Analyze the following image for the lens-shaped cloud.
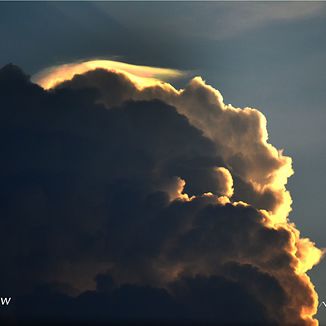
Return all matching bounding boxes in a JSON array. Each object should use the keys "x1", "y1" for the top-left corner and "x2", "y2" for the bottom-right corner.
[{"x1": 32, "y1": 59, "x2": 185, "y2": 90}]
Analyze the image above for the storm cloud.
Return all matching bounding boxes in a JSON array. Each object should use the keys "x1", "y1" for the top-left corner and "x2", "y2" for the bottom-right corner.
[{"x1": 0, "y1": 62, "x2": 322, "y2": 325}]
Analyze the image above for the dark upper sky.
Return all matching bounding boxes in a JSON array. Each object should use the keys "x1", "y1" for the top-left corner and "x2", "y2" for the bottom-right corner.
[{"x1": 1, "y1": 1, "x2": 326, "y2": 323}]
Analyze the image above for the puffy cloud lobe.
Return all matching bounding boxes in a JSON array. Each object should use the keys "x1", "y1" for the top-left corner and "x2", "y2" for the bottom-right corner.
[
  {"x1": 52, "y1": 64, "x2": 293, "y2": 221},
  {"x1": 215, "y1": 167, "x2": 234, "y2": 198},
  {"x1": 0, "y1": 63, "x2": 322, "y2": 325}
]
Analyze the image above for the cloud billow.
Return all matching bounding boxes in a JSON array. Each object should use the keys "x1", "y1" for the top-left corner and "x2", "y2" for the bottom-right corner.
[{"x1": 0, "y1": 62, "x2": 322, "y2": 325}]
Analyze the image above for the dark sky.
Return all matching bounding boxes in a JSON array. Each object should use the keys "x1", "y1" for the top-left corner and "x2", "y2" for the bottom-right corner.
[{"x1": 1, "y1": 1, "x2": 326, "y2": 324}]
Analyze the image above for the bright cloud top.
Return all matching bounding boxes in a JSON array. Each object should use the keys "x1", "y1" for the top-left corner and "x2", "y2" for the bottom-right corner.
[{"x1": 32, "y1": 59, "x2": 185, "y2": 90}]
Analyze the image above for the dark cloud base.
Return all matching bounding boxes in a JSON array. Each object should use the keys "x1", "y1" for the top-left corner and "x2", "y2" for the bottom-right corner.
[{"x1": 0, "y1": 276, "x2": 269, "y2": 325}]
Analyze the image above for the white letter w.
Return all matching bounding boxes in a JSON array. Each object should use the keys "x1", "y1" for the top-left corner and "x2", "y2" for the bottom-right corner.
[{"x1": 1, "y1": 297, "x2": 11, "y2": 305}]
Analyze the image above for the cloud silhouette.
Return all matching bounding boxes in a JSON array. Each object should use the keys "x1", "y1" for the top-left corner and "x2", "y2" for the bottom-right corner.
[{"x1": 0, "y1": 63, "x2": 322, "y2": 325}]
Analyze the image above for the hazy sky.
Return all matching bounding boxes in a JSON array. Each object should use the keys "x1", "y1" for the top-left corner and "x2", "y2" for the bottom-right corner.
[{"x1": 1, "y1": 1, "x2": 326, "y2": 323}]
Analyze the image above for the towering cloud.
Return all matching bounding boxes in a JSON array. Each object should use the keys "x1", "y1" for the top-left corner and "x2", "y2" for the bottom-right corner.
[{"x1": 0, "y1": 61, "x2": 322, "y2": 325}]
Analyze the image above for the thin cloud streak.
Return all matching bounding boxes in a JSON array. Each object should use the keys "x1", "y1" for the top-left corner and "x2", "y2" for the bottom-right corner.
[
  {"x1": 95, "y1": 2, "x2": 326, "y2": 40},
  {"x1": 33, "y1": 59, "x2": 186, "y2": 90}
]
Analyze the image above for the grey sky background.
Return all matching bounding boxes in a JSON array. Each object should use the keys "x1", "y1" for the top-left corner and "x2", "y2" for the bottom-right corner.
[{"x1": 1, "y1": 1, "x2": 326, "y2": 322}]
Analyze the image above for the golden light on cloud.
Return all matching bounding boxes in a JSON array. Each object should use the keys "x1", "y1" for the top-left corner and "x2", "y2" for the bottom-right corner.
[{"x1": 32, "y1": 59, "x2": 185, "y2": 90}]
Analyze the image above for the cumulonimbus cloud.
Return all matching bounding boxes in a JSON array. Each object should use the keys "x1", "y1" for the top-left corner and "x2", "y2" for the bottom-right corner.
[{"x1": 0, "y1": 61, "x2": 322, "y2": 325}]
